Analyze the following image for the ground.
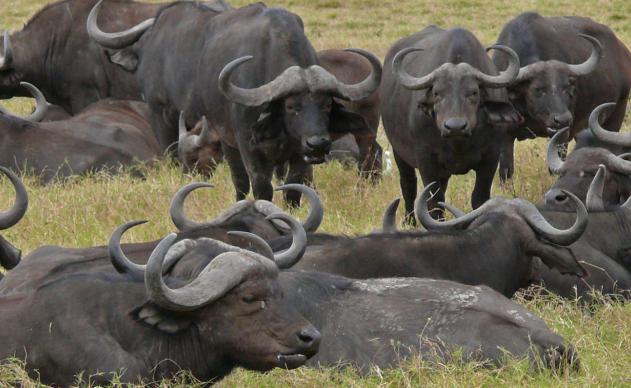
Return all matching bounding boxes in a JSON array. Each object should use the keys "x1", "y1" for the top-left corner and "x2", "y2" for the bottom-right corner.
[{"x1": 0, "y1": 0, "x2": 630, "y2": 386}]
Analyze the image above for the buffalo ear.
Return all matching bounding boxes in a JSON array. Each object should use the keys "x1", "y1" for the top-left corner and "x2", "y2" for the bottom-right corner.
[
  {"x1": 329, "y1": 102, "x2": 369, "y2": 133},
  {"x1": 251, "y1": 102, "x2": 283, "y2": 144},
  {"x1": 526, "y1": 240, "x2": 588, "y2": 278},
  {"x1": 132, "y1": 303, "x2": 191, "y2": 334},
  {"x1": 482, "y1": 87, "x2": 524, "y2": 125},
  {"x1": 106, "y1": 48, "x2": 139, "y2": 72}
]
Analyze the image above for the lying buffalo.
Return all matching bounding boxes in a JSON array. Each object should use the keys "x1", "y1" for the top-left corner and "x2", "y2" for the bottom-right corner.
[
  {"x1": 285, "y1": 184, "x2": 587, "y2": 297},
  {"x1": 381, "y1": 26, "x2": 521, "y2": 222},
  {"x1": 88, "y1": 1, "x2": 381, "y2": 205},
  {"x1": 117, "y1": 213, "x2": 579, "y2": 372},
  {"x1": 493, "y1": 12, "x2": 631, "y2": 181},
  {"x1": 0, "y1": 83, "x2": 160, "y2": 183},
  {"x1": 0, "y1": 167, "x2": 27, "y2": 273},
  {"x1": 545, "y1": 104, "x2": 631, "y2": 210},
  {"x1": 0, "y1": 224, "x2": 320, "y2": 385},
  {"x1": 0, "y1": 0, "x2": 232, "y2": 113}
]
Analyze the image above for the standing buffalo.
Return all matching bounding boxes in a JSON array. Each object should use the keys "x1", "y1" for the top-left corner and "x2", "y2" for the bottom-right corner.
[
  {"x1": 0, "y1": 0, "x2": 232, "y2": 113},
  {"x1": 0, "y1": 168, "x2": 28, "y2": 273},
  {"x1": 381, "y1": 26, "x2": 521, "y2": 221},
  {"x1": 88, "y1": 2, "x2": 381, "y2": 205},
  {"x1": 493, "y1": 12, "x2": 631, "y2": 181},
  {"x1": 0, "y1": 225, "x2": 320, "y2": 385},
  {"x1": 545, "y1": 104, "x2": 631, "y2": 210},
  {"x1": 0, "y1": 83, "x2": 160, "y2": 183}
]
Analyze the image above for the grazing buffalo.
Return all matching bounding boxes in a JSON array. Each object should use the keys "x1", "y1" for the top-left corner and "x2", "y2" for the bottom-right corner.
[
  {"x1": 119, "y1": 214, "x2": 579, "y2": 372},
  {"x1": 0, "y1": 0, "x2": 232, "y2": 113},
  {"x1": 286, "y1": 184, "x2": 587, "y2": 297},
  {"x1": 178, "y1": 114, "x2": 224, "y2": 177},
  {"x1": 0, "y1": 83, "x2": 160, "y2": 183},
  {"x1": 545, "y1": 104, "x2": 631, "y2": 210},
  {"x1": 0, "y1": 168, "x2": 28, "y2": 273},
  {"x1": 493, "y1": 12, "x2": 631, "y2": 181},
  {"x1": 0, "y1": 226, "x2": 320, "y2": 385},
  {"x1": 88, "y1": 1, "x2": 381, "y2": 205},
  {"x1": 381, "y1": 26, "x2": 521, "y2": 222}
]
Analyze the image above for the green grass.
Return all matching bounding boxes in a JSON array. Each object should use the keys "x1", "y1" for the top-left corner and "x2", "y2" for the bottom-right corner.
[{"x1": 0, "y1": 0, "x2": 631, "y2": 386}]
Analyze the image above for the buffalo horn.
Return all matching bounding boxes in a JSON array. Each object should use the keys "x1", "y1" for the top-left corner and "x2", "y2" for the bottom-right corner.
[
  {"x1": 178, "y1": 111, "x2": 188, "y2": 140},
  {"x1": 472, "y1": 45, "x2": 520, "y2": 87},
  {"x1": 585, "y1": 165, "x2": 606, "y2": 211},
  {"x1": 194, "y1": 117, "x2": 211, "y2": 148},
  {"x1": 108, "y1": 220, "x2": 148, "y2": 280},
  {"x1": 381, "y1": 198, "x2": 400, "y2": 232},
  {"x1": 589, "y1": 102, "x2": 631, "y2": 147},
  {"x1": 567, "y1": 34, "x2": 602, "y2": 76},
  {"x1": 87, "y1": 0, "x2": 154, "y2": 49},
  {"x1": 415, "y1": 182, "x2": 489, "y2": 229},
  {"x1": 0, "y1": 167, "x2": 28, "y2": 230},
  {"x1": 392, "y1": 47, "x2": 437, "y2": 90},
  {"x1": 546, "y1": 127, "x2": 570, "y2": 174},
  {"x1": 20, "y1": 82, "x2": 49, "y2": 122},
  {"x1": 265, "y1": 212, "x2": 307, "y2": 268},
  {"x1": 0, "y1": 31, "x2": 13, "y2": 70},
  {"x1": 275, "y1": 184, "x2": 324, "y2": 232},
  {"x1": 169, "y1": 182, "x2": 215, "y2": 230}
]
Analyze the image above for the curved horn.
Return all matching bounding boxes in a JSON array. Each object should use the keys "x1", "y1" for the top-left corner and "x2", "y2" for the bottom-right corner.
[
  {"x1": 516, "y1": 191, "x2": 588, "y2": 245},
  {"x1": 392, "y1": 47, "x2": 438, "y2": 90},
  {"x1": 169, "y1": 182, "x2": 215, "y2": 230},
  {"x1": 108, "y1": 220, "x2": 147, "y2": 279},
  {"x1": 567, "y1": 34, "x2": 602, "y2": 76},
  {"x1": 195, "y1": 117, "x2": 211, "y2": 147},
  {"x1": 381, "y1": 198, "x2": 400, "y2": 232},
  {"x1": 266, "y1": 212, "x2": 307, "y2": 268},
  {"x1": 589, "y1": 102, "x2": 631, "y2": 147},
  {"x1": 144, "y1": 233, "x2": 276, "y2": 311},
  {"x1": 472, "y1": 45, "x2": 520, "y2": 87},
  {"x1": 87, "y1": 0, "x2": 154, "y2": 49},
  {"x1": 546, "y1": 127, "x2": 570, "y2": 174},
  {"x1": 218, "y1": 56, "x2": 305, "y2": 106},
  {"x1": 20, "y1": 82, "x2": 49, "y2": 122},
  {"x1": 178, "y1": 111, "x2": 188, "y2": 140},
  {"x1": 586, "y1": 165, "x2": 606, "y2": 211},
  {"x1": 0, "y1": 167, "x2": 28, "y2": 230},
  {"x1": 275, "y1": 184, "x2": 323, "y2": 232},
  {"x1": 227, "y1": 231, "x2": 274, "y2": 260},
  {"x1": 0, "y1": 31, "x2": 13, "y2": 70},
  {"x1": 415, "y1": 182, "x2": 488, "y2": 229},
  {"x1": 605, "y1": 152, "x2": 631, "y2": 175},
  {"x1": 328, "y1": 48, "x2": 382, "y2": 101},
  {"x1": 438, "y1": 201, "x2": 466, "y2": 218}
]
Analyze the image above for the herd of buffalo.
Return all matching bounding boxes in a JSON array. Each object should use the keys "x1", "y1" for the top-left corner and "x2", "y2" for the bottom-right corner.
[{"x1": 1, "y1": 0, "x2": 631, "y2": 385}]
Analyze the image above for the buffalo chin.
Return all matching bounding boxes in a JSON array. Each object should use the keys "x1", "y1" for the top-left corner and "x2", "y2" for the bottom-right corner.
[{"x1": 303, "y1": 155, "x2": 327, "y2": 164}]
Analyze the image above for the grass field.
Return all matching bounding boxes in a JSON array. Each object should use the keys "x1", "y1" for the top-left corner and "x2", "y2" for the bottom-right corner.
[{"x1": 0, "y1": 0, "x2": 631, "y2": 386}]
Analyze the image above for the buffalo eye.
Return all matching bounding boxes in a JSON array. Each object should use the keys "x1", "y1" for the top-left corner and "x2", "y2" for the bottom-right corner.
[
  {"x1": 466, "y1": 90, "x2": 479, "y2": 100},
  {"x1": 242, "y1": 295, "x2": 256, "y2": 304},
  {"x1": 286, "y1": 104, "x2": 301, "y2": 115}
]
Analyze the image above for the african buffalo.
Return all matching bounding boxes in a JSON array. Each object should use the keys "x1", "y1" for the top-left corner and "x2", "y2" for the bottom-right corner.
[
  {"x1": 118, "y1": 213, "x2": 579, "y2": 372},
  {"x1": 381, "y1": 26, "x2": 521, "y2": 222},
  {"x1": 178, "y1": 114, "x2": 224, "y2": 177},
  {"x1": 545, "y1": 104, "x2": 631, "y2": 210},
  {"x1": 0, "y1": 0, "x2": 232, "y2": 113},
  {"x1": 285, "y1": 184, "x2": 587, "y2": 297},
  {"x1": 0, "y1": 167, "x2": 27, "y2": 273},
  {"x1": 0, "y1": 225, "x2": 320, "y2": 385},
  {"x1": 0, "y1": 83, "x2": 160, "y2": 183},
  {"x1": 493, "y1": 12, "x2": 631, "y2": 181},
  {"x1": 88, "y1": 1, "x2": 381, "y2": 205}
]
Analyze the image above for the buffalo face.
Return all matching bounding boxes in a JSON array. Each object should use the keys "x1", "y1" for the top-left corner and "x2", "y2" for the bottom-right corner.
[
  {"x1": 178, "y1": 114, "x2": 224, "y2": 177},
  {"x1": 283, "y1": 93, "x2": 332, "y2": 163}
]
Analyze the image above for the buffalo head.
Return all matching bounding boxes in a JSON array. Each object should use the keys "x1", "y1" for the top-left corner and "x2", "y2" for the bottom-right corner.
[
  {"x1": 0, "y1": 167, "x2": 28, "y2": 271},
  {"x1": 392, "y1": 45, "x2": 520, "y2": 137},
  {"x1": 509, "y1": 34, "x2": 602, "y2": 133},
  {"x1": 545, "y1": 103, "x2": 631, "y2": 210},
  {"x1": 218, "y1": 49, "x2": 381, "y2": 163},
  {"x1": 416, "y1": 182, "x2": 588, "y2": 277},
  {"x1": 108, "y1": 214, "x2": 320, "y2": 371},
  {"x1": 178, "y1": 113, "x2": 224, "y2": 177}
]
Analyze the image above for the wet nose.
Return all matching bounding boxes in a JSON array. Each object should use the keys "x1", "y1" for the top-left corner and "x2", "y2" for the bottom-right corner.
[
  {"x1": 306, "y1": 136, "x2": 331, "y2": 153},
  {"x1": 444, "y1": 118, "x2": 468, "y2": 132},
  {"x1": 296, "y1": 325, "x2": 321, "y2": 355},
  {"x1": 552, "y1": 113, "x2": 572, "y2": 128},
  {"x1": 545, "y1": 188, "x2": 569, "y2": 206}
]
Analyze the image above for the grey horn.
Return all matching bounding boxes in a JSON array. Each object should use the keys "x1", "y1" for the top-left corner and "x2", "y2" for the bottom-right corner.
[
  {"x1": 589, "y1": 102, "x2": 631, "y2": 147},
  {"x1": 20, "y1": 82, "x2": 49, "y2": 122},
  {"x1": 169, "y1": 182, "x2": 215, "y2": 230},
  {"x1": 108, "y1": 220, "x2": 148, "y2": 280},
  {"x1": 473, "y1": 45, "x2": 520, "y2": 87},
  {"x1": 415, "y1": 182, "x2": 489, "y2": 229},
  {"x1": 546, "y1": 127, "x2": 570, "y2": 174},
  {"x1": 195, "y1": 117, "x2": 211, "y2": 147},
  {"x1": 0, "y1": 31, "x2": 13, "y2": 70},
  {"x1": 331, "y1": 48, "x2": 382, "y2": 101},
  {"x1": 585, "y1": 164, "x2": 606, "y2": 211},
  {"x1": 266, "y1": 212, "x2": 307, "y2": 268},
  {"x1": 87, "y1": 0, "x2": 154, "y2": 49},
  {"x1": 392, "y1": 47, "x2": 436, "y2": 90},
  {"x1": 0, "y1": 167, "x2": 28, "y2": 230},
  {"x1": 515, "y1": 191, "x2": 588, "y2": 245},
  {"x1": 567, "y1": 34, "x2": 602, "y2": 76},
  {"x1": 227, "y1": 231, "x2": 275, "y2": 260},
  {"x1": 275, "y1": 184, "x2": 324, "y2": 232},
  {"x1": 381, "y1": 198, "x2": 400, "y2": 232},
  {"x1": 178, "y1": 111, "x2": 188, "y2": 140}
]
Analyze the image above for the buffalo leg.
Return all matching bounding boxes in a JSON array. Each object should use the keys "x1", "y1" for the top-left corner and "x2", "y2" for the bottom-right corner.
[
  {"x1": 393, "y1": 151, "x2": 417, "y2": 225},
  {"x1": 354, "y1": 132, "x2": 383, "y2": 183},
  {"x1": 284, "y1": 157, "x2": 314, "y2": 207},
  {"x1": 149, "y1": 104, "x2": 178, "y2": 155},
  {"x1": 498, "y1": 134, "x2": 515, "y2": 183},
  {"x1": 223, "y1": 144, "x2": 250, "y2": 201},
  {"x1": 472, "y1": 155, "x2": 499, "y2": 209}
]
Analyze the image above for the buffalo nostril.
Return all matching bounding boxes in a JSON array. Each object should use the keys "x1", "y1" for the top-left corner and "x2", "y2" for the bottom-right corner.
[
  {"x1": 444, "y1": 118, "x2": 467, "y2": 131},
  {"x1": 297, "y1": 326, "x2": 321, "y2": 348},
  {"x1": 306, "y1": 137, "x2": 331, "y2": 152}
]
